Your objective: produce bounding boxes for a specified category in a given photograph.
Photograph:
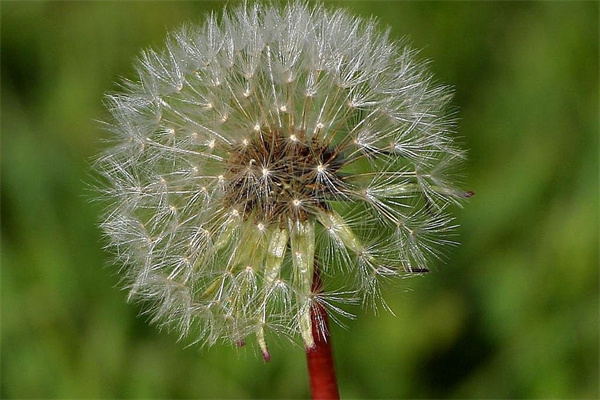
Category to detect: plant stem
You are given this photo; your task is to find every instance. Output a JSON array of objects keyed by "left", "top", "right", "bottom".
[{"left": 306, "top": 270, "right": 340, "bottom": 400}]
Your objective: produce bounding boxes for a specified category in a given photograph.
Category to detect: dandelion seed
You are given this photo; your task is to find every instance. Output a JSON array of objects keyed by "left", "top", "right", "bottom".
[{"left": 94, "top": 1, "right": 469, "bottom": 391}]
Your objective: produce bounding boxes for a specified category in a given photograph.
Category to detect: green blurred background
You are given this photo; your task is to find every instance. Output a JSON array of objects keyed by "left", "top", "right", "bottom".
[{"left": 2, "top": 1, "right": 598, "bottom": 398}]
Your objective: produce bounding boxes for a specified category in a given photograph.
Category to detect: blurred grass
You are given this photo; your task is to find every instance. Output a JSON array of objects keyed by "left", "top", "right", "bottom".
[{"left": 1, "top": 1, "right": 598, "bottom": 399}]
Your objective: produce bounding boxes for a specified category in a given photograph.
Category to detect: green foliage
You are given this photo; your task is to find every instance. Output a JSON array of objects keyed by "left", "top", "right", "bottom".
[{"left": 2, "top": 1, "right": 598, "bottom": 398}]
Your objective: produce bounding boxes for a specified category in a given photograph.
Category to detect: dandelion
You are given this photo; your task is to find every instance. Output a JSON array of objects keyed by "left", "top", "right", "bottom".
[{"left": 95, "top": 2, "right": 470, "bottom": 398}]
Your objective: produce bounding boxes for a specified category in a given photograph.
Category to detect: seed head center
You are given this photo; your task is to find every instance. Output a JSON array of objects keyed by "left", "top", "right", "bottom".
[{"left": 223, "top": 129, "right": 342, "bottom": 222}]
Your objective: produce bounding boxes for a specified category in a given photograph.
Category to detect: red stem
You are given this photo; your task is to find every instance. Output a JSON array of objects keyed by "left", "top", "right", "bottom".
[{"left": 306, "top": 271, "right": 340, "bottom": 400}]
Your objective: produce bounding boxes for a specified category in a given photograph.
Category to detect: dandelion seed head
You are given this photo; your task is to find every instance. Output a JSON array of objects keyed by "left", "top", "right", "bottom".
[{"left": 96, "top": 2, "right": 468, "bottom": 357}]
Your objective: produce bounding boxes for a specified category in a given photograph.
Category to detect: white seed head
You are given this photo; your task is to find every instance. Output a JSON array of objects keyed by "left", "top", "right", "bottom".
[{"left": 95, "top": 2, "right": 468, "bottom": 358}]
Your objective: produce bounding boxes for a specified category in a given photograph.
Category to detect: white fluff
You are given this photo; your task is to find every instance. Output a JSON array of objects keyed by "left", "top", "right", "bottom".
[{"left": 95, "top": 1, "right": 467, "bottom": 358}]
